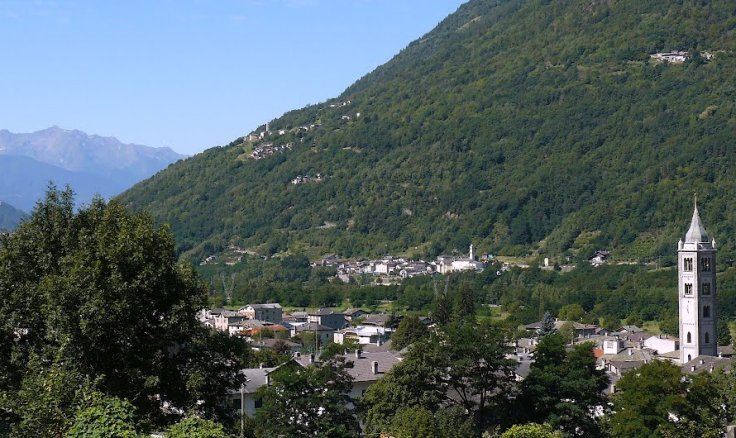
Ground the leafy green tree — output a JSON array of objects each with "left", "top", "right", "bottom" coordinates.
[
  {"left": 454, "top": 283, "right": 477, "bottom": 323},
  {"left": 387, "top": 405, "right": 474, "bottom": 438},
  {"left": 499, "top": 423, "right": 564, "bottom": 438},
  {"left": 0, "top": 188, "right": 247, "bottom": 432},
  {"left": 391, "top": 314, "right": 429, "bottom": 351},
  {"left": 557, "top": 304, "right": 584, "bottom": 322},
  {"left": 167, "top": 416, "right": 229, "bottom": 438},
  {"left": 717, "top": 318, "right": 731, "bottom": 346},
  {"left": 67, "top": 394, "right": 139, "bottom": 438},
  {"left": 609, "top": 361, "right": 686, "bottom": 438},
  {"left": 519, "top": 334, "right": 608, "bottom": 436},
  {"left": 256, "top": 359, "right": 358, "bottom": 437},
  {"left": 432, "top": 284, "right": 453, "bottom": 326},
  {"left": 362, "top": 321, "right": 516, "bottom": 434}
]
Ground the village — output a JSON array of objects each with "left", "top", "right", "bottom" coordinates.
[{"left": 189, "top": 202, "right": 736, "bottom": 433}]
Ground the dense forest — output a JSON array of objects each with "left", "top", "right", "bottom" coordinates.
[{"left": 120, "top": 0, "right": 736, "bottom": 267}]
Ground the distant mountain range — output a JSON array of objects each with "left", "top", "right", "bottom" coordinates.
[
  {"left": 0, "top": 127, "right": 184, "bottom": 212},
  {"left": 0, "top": 201, "right": 25, "bottom": 231}
]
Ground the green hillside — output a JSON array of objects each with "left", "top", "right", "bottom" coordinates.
[{"left": 119, "top": 0, "right": 736, "bottom": 264}]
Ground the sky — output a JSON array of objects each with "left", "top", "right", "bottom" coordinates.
[{"left": 0, "top": 0, "right": 467, "bottom": 155}]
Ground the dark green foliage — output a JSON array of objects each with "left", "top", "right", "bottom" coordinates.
[
  {"left": 387, "top": 405, "right": 475, "bottom": 438},
  {"left": 609, "top": 361, "right": 686, "bottom": 438},
  {"left": 119, "top": 0, "right": 736, "bottom": 265},
  {"left": 67, "top": 394, "right": 139, "bottom": 438},
  {"left": 391, "top": 314, "right": 429, "bottom": 351},
  {"left": 361, "top": 320, "right": 516, "bottom": 435},
  {"left": 167, "top": 416, "right": 230, "bottom": 438},
  {"left": 0, "top": 187, "right": 248, "bottom": 433},
  {"left": 255, "top": 359, "right": 359, "bottom": 437},
  {"left": 518, "top": 334, "right": 609, "bottom": 436}
]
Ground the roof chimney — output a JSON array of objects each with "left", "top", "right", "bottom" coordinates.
[
  {"left": 355, "top": 348, "right": 361, "bottom": 359},
  {"left": 372, "top": 361, "right": 379, "bottom": 374},
  {"left": 265, "top": 374, "right": 271, "bottom": 386},
  {"left": 699, "top": 359, "right": 705, "bottom": 365},
  {"left": 309, "top": 353, "right": 315, "bottom": 364},
  {"left": 690, "top": 365, "right": 696, "bottom": 372},
  {"left": 628, "top": 349, "right": 633, "bottom": 356}
]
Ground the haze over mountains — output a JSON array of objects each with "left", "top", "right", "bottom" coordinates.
[
  {"left": 0, "top": 126, "right": 184, "bottom": 214},
  {"left": 117, "top": 0, "right": 736, "bottom": 263}
]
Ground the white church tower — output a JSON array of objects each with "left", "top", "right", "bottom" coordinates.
[{"left": 679, "top": 198, "right": 717, "bottom": 363}]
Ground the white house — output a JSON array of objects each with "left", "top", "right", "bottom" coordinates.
[{"left": 643, "top": 335, "right": 679, "bottom": 355}]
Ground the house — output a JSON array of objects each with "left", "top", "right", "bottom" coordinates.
[
  {"left": 643, "top": 334, "right": 679, "bottom": 355},
  {"left": 308, "top": 308, "right": 347, "bottom": 330},
  {"left": 524, "top": 320, "right": 598, "bottom": 338},
  {"left": 231, "top": 366, "right": 277, "bottom": 417},
  {"left": 283, "top": 311, "right": 309, "bottom": 324},
  {"left": 651, "top": 51, "right": 689, "bottom": 63},
  {"left": 342, "top": 308, "right": 368, "bottom": 322},
  {"left": 341, "top": 350, "right": 402, "bottom": 399},
  {"left": 589, "top": 250, "right": 610, "bottom": 266},
  {"left": 239, "top": 303, "right": 283, "bottom": 323},
  {"left": 253, "top": 338, "right": 302, "bottom": 355},
  {"left": 362, "top": 313, "right": 397, "bottom": 329},
  {"left": 214, "top": 310, "right": 245, "bottom": 333},
  {"left": 290, "top": 322, "right": 335, "bottom": 345},
  {"left": 334, "top": 326, "right": 389, "bottom": 346},
  {"left": 682, "top": 355, "right": 731, "bottom": 374},
  {"left": 293, "top": 349, "right": 403, "bottom": 400}
]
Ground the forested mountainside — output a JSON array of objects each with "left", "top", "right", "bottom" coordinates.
[{"left": 119, "top": 0, "right": 736, "bottom": 263}]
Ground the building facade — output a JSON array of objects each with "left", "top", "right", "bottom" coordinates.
[{"left": 679, "top": 200, "right": 717, "bottom": 363}]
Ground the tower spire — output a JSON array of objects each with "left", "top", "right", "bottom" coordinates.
[{"left": 685, "top": 195, "right": 708, "bottom": 243}]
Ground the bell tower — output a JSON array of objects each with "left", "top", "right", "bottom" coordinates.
[{"left": 679, "top": 197, "right": 717, "bottom": 363}]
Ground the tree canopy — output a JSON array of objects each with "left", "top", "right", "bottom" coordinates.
[{"left": 0, "top": 187, "right": 248, "bottom": 435}]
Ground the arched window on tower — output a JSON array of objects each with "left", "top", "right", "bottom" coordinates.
[
  {"left": 704, "top": 305, "right": 711, "bottom": 318},
  {"left": 688, "top": 354, "right": 692, "bottom": 362},
  {"left": 703, "top": 283, "right": 711, "bottom": 295},
  {"left": 701, "top": 257, "right": 711, "bottom": 272},
  {"left": 684, "top": 258, "right": 693, "bottom": 271},
  {"left": 705, "top": 332, "right": 711, "bottom": 344},
  {"left": 687, "top": 332, "right": 692, "bottom": 343}
]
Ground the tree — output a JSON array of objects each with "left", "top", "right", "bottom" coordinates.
[
  {"left": 717, "top": 318, "right": 731, "bottom": 346},
  {"left": 518, "top": 334, "right": 609, "bottom": 436},
  {"left": 609, "top": 361, "right": 686, "bottom": 438},
  {"left": 361, "top": 321, "right": 517, "bottom": 433},
  {"left": 256, "top": 359, "right": 359, "bottom": 437},
  {"left": 66, "top": 394, "right": 139, "bottom": 438},
  {"left": 557, "top": 304, "right": 585, "bottom": 322},
  {"left": 539, "top": 311, "right": 556, "bottom": 335},
  {"left": 167, "top": 416, "right": 229, "bottom": 438},
  {"left": 499, "top": 423, "right": 564, "bottom": 438},
  {"left": 432, "top": 280, "right": 453, "bottom": 326},
  {"left": 387, "top": 406, "right": 474, "bottom": 438},
  {"left": 391, "top": 314, "right": 429, "bottom": 351},
  {"left": 0, "top": 187, "right": 247, "bottom": 432},
  {"left": 454, "top": 283, "right": 477, "bottom": 323}
]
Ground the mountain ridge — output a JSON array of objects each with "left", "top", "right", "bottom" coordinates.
[
  {"left": 0, "top": 127, "right": 185, "bottom": 211},
  {"left": 118, "top": 0, "right": 736, "bottom": 264}
]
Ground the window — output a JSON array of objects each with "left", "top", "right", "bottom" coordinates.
[
  {"left": 687, "top": 332, "right": 692, "bottom": 343},
  {"left": 684, "top": 258, "right": 693, "bottom": 271},
  {"left": 232, "top": 398, "right": 241, "bottom": 410},
  {"left": 255, "top": 398, "right": 263, "bottom": 409},
  {"left": 703, "top": 305, "right": 711, "bottom": 318},
  {"left": 701, "top": 257, "right": 711, "bottom": 272},
  {"left": 705, "top": 332, "right": 711, "bottom": 344},
  {"left": 685, "top": 283, "right": 693, "bottom": 295},
  {"left": 702, "top": 283, "right": 711, "bottom": 295}
]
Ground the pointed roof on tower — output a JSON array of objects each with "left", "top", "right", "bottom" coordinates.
[{"left": 685, "top": 196, "right": 709, "bottom": 243}]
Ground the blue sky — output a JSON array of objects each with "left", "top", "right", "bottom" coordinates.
[{"left": 0, "top": 0, "right": 466, "bottom": 155}]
